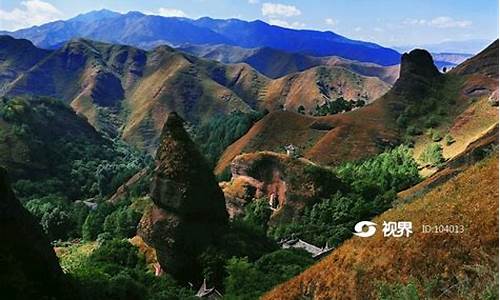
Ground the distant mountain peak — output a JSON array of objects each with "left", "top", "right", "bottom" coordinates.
[
  {"left": 71, "top": 9, "right": 121, "bottom": 22},
  {"left": 6, "top": 10, "right": 401, "bottom": 65},
  {"left": 125, "top": 11, "right": 146, "bottom": 17}
]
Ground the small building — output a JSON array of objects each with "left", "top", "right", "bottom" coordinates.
[
  {"left": 75, "top": 199, "right": 97, "bottom": 210},
  {"left": 280, "top": 238, "right": 333, "bottom": 259},
  {"left": 195, "top": 279, "right": 223, "bottom": 299},
  {"left": 285, "top": 144, "right": 299, "bottom": 157}
]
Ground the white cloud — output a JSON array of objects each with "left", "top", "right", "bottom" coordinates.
[
  {"left": 268, "top": 18, "right": 305, "bottom": 29},
  {"left": 157, "top": 8, "right": 188, "bottom": 18},
  {"left": 403, "top": 18, "right": 427, "bottom": 26},
  {"left": 429, "top": 16, "right": 471, "bottom": 28},
  {"left": 325, "top": 18, "right": 338, "bottom": 27},
  {"left": 354, "top": 26, "right": 362, "bottom": 32},
  {"left": 248, "top": 0, "right": 259, "bottom": 4},
  {"left": 262, "top": 3, "right": 301, "bottom": 17},
  {"left": 0, "top": 0, "right": 63, "bottom": 31},
  {"left": 403, "top": 16, "right": 472, "bottom": 28}
]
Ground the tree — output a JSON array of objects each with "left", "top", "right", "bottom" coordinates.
[
  {"left": 242, "top": 199, "right": 272, "bottom": 233},
  {"left": 25, "top": 196, "right": 77, "bottom": 240},
  {"left": 103, "top": 206, "right": 141, "bottom": 239},
  {"left": 40, "top": 207, "right": 73, "bottom": 241},
  {"left": 89, "top": 239, "right": 140, "bottom": 268},
  {"left": 224, "top": 257, "right": 266, "bottom": 300},
  {"left": 82, "top": 203, "right": 113, "bottom": 241}
]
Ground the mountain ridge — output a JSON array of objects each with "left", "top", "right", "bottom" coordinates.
[
  {"left": 0, "top": 36, "right": 392, "bottom": 153},
  {"left": 3, "top": 9, "right": 401, "bottom": 66},
  {"left": 179, "top": 43, "right": 400, "bottom": 82}
]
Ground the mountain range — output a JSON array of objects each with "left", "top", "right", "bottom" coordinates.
[
  {"left": 2, "top": 9, "right": 401, "bottom": 66},
  {"left": 215, "top": 40, "right": 499, "bottom": 173},
  {"left": 0, "top": 35, "right": 393, "bottom": 153},
  {"left": 178, "top": 43, "right": 400, "bottom": 81},
  {"left": 394, "top": 39, "right": 492, "bottom": 54}
]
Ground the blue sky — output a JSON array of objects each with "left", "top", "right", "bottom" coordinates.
[{"left": 0, "top": 0, "right": 498, "bottom": 47}]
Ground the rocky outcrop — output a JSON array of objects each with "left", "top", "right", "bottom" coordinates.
[
  {"left": 0, "top": 168, "right": 67, "bottom": 299},
  {"left": 222, "top": 151, "right": 345, "bottom": 224},
  {"left": 392, "top": 49, "right": 441, "bottom": 99},
  {"left": 137, "top": 112, "right": 228, "bottom": 283}
]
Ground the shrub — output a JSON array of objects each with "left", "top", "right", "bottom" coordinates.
[
  {"left": 313, "top": 97, "right": 360, "bottom": 116},
  {"left": 445, "top": 133, "right": 455, "bottom": 145},
  {"left": 297, "top": 105, "right": 306, "bottom": 115},
  {"left": 419, "top": 143, "right": 445, "bottom": 167},
  {"left": 432, "top": 131, "right": 443, "bottom": 142},
  {"left": 377, "top": 281, "right": 420, "bottom": 300}
]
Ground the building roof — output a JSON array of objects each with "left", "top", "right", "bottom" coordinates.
[
  {"left": 281, "top": 238, "right": 333, "bottom": 258},
  {"left": 196, "top": 279, "right": 223, "bottom": 298}
]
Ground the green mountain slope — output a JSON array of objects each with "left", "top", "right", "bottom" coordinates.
[{"left": 1, "top": 36, "right": 392, "bottom": 154}]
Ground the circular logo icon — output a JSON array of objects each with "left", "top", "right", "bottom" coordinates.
[{"left": 353, "top": 221, "right": 377, "bottom": 237}]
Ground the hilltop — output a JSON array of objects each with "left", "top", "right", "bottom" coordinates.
[
  {"left": 0, "top": 36, "right": 51, "bottom": 90},
  {"left": 215, "top": 40, "right": 499, "bottom": 174},
  {"left": 261, "top": 65, "right": 391, "bottom": 112}
]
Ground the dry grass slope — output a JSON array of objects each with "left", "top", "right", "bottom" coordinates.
[{"left": 263, "top": 154, "right": 498, "bottom": 300}]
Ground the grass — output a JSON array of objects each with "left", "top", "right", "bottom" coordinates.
[
  {"left": 56, "top": 242, "right": 98, "bottom": 274},
  {"left": 263, "top": 153, "right": 498, "bottom": 300}
]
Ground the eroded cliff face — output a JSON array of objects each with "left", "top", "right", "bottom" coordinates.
[
  {"left": 0, "top": 168, "right": 67, "bottom": 299},
  {"left": 137, "top": 112, "right": 228, "bottom": 283},
  {"left": 221, "top": 151, "right": 345, "bottom": 225}
]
